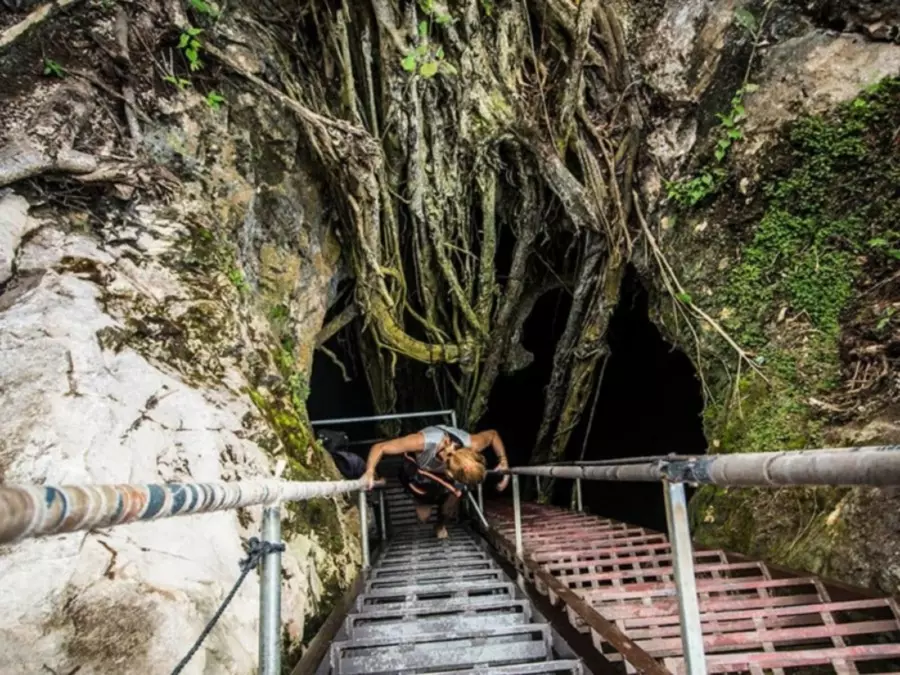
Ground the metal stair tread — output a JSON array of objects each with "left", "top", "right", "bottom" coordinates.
[{"left": 347, "top": 610, "right": 529, "bottom": 638}]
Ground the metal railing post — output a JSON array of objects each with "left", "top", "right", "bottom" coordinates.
[
  {"left": 378, "top": 489, "right": 387, "bottom": 541},
  {"left": 663, "top": 480, "right": 707, "bottom": 675},
  {"left": 358, "top": 489, "right": 370, "bottom": 569},
  {"left": 450, "top": 410, "right": 458, "bottom": 428},
  {"left": 512, "top": 475, "right": 523, "bottom": 559},
  {"left": 575, "top": 478, "right": 583, "bottom": 512},
  {"left": 477, "top": 482, "right": 484, "bottom": 513},
  {"left": 259, "top": 505, "right": 282, "bottom": 675}
]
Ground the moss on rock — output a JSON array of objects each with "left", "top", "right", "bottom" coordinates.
[{"left": 658, "top": 77, "right": 900, "bottom": 592}]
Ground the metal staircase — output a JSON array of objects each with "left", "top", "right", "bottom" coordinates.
[{"left": 321, "top": 468, "right": 585, "bottom": 674}]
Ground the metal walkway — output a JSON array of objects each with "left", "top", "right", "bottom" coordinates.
[
  {"left": 322, "top": 471, "right": 585, "bottom": 674},
  {"left": 487, "top": 502, "right": 900, "bottom": 675}
]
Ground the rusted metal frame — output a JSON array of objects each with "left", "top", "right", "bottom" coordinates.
[
  {"left": 551, "top": 561, "right": 763, "bottom": 588},
  {"left": 541, "top": 549, "right": 726, "bottom": 576},
  {"left": 580, "top": 571, "right": 796, "bottom": 602},
  {"left": 496, "top": 520, "right": 637, "bottom": 537},
  {"left": 634, "top": 619, "right": 900, "bottom": 658},
  {"left": 486, "top": 523, "right": 671, "bottom": 675},
  {"left": 530, "top": 536, "right": 669, "bottom": 562},
  {"left": 525, "top": 532, "right": 667, "bottom": 553},
  {"left": 534, "top": 540, "right": 673, "bottom": 563},
  {"left": 671, "top": 644, "right": 900, "bottom": 673},
  {"left": 620, "top": 597, "right": 896, "bottom": 632},
  {"left": 600, "top": 592, "right": 828, "bottom": 621},
  {"left": 810, "top": 579, "right": 856, "bottom": 675}
]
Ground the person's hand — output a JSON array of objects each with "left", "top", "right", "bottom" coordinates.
[
  {"left": 496, "top": 462, "right": 510, "bottom": 492},
  {"left": 362, "top": 470, "right": 376, "bottom": 491}
]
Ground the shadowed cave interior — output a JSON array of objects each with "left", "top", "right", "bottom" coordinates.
[{"left": 308, "top": 265, "right": 707, "bottom": 532}]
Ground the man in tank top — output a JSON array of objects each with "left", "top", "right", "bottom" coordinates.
[{"left": 362, "top": 424, "right": 510, "bottom": 539}]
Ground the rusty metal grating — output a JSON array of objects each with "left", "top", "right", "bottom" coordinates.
[{"left": 487, "top": 501, "right": 900, "bottom": 675}]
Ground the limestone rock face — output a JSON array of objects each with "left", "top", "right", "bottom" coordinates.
[
  {"left": 0, "top": 25, "right": 359, "bottom": 672},
  {"left": 631, "top": 0, "right": 900, "bottom": 595}
]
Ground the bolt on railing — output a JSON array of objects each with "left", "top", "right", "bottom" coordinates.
[{"left": 493, "top": 445, "right": 900, "bottom": 675}]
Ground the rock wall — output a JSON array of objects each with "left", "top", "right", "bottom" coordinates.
[
  {"left": 630, "top": 0, "right": 900, "bottom": 593},
  {"left": 0, "top": 3, "right": 359, "bottom": 673}
]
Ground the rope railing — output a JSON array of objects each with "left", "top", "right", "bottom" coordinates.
[
  {"left": 0, "top": 477, "right": 379, "bottom": 545},
  {"left": 494, "top": 445, "right": 900, "bottom": 487}
]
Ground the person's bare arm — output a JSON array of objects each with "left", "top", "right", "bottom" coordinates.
[
  {"left": 470, "top": 429, "right": 510, "bottom": 491},
  {"left": 363, "top": 432, "right": 424, "bottom": 488}
]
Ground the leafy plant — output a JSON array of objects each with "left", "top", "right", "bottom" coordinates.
[
  {"left": 205, "top": 90, "right": 226, "bottom": 110},
  {"left": 417, "top": 0, "right": 452, "bottom": 24},
  {"left": 876, "top": 307, "right": 896, "bottom": 332},
  {"left": 164, "top": 74, "right": 191, "bottom": 90},
  {"left": 665, "top": 170, "right": 723, "bottom": 207},
  {"left": 665, "top": 84, "right": 757, "bottom": 206},
  {"left": 228, "top": 267, "right": 249, "bottom": 293},
  {"left": 733, "top": 7, "right": 759, "bottom": 35},
  {"left": 189, "top": 0, "right": 218, "bottom": 17},
  {"left": 401, "top": 15, "right": 455, "bottom": 77},
  {"left": 178, "top": 26, "right": 204, "bottom": 72},
  {"left": 43, "top": 59, "right": 65, "bottom": 78}
]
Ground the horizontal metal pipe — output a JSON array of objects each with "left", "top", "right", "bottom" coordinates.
[
  {"left": 498, "top": 445, "right": 900, "bottom": 487},
  {"left": 310, "top": 410, "right": 454, "bottom": 426},
  {"left": 0, "top": 478, "right": 383, "bottom": 545}
]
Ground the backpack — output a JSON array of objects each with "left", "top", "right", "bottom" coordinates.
[{"left": 317, "top": 429, "right": 367, "bottom": 479}]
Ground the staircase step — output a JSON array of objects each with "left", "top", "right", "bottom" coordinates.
[
  {"left": 356, "top": 590, "right": 521, "bottom": 615},
  {"left": 367, "top": 569, "right": 504, "bottom": 590},
  {"left": 426, "top": 660, "right": 584, "bottom": 675},
  {"left": 346, "top": 598, "right": 531, "bottom": 625},
  {"left": 348, "top": 607, "right": 528, "bottom": 638},
  {"left": 372, "top": 559, "right": 493, "bottom": 578},
  {"left": 330, "top": 624, "right": 552, "bottom": 674},
  {"left": 358, "top": 579, "right": 515, "bottom": 605}
]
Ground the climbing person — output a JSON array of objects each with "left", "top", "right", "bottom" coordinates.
[{"left": 362, "top": 425, "right": 510, "bottom": 539}]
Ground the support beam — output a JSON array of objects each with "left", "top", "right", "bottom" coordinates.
[
  {"left": 664, "top": 481, "right": 707, "bottom": 675},
  {"left": 259, "top": 506, "right": 283, "bottom": 675}
]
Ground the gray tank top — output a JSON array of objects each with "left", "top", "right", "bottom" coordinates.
[{"left": 418, "top": 425, "right": 472, "bottom": 472}]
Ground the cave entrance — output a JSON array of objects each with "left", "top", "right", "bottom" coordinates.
[
  {"left": 479, "top": 264, "right": 707, "bottom": 532},
  {"left": 562, "top": 264, "right": 708, "bottom": 532},
  {"left": 307, "top": 337, "right": 379, "bottom": 450}
]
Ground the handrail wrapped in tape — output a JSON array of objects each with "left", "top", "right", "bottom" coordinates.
[
  {"left": 495, "top": 445, "right": 900, "bottom": 487},
  {"left": 0, "top": 478, "right": 380, "bottom": 545}
]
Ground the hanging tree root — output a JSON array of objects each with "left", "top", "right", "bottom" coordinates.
[{"left": 208, "top": 0, "right": 645, "bottom": 444}]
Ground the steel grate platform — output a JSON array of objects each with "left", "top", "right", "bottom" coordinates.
[
  {"left": 487, "top": 501, "right": 900, "bottom": 675},
  {"left": 320, "top": 470, "right": 585, "bottom": 674}
]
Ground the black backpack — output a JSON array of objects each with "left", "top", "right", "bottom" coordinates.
[{"left": 317, "top": 429, "right": 367, "bottom": 479}]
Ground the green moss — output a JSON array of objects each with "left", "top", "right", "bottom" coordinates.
[
  {"left": 704, "top": 77, "right": 900, "bottom": 452},
  {"left": 686, "top": 77, "right": 900, "bottom": 572}
]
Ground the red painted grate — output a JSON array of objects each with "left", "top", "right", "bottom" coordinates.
[{"left": 487, "top": 502, "right": 900, "bottom": 675}]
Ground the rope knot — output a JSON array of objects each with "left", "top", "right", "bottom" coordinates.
[{"left": 240, "top": 536, "right": 286, "bottom": 573}]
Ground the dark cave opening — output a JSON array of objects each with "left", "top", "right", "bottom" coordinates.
[
  {"left": 480, "top": 264, "right": 708, "bottom": 532},
  {"left": 308, "top": 265, "right": 707, "bottom": 533}
]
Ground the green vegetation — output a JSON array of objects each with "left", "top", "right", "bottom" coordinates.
[
  {"left": 722, "top": 78, "right": 899, "bottom": 346},
  {"left": 227, "top": 267, "right": 250, "bottom": 293},
  {"left": 43, "top": 59, "right": 65, "bottom": 78},
  {"left": 178, "top": 26, "right": 205, "bottom": 72},
  {"left": 205, "top": 90, "right": 226, "bottom": 110},
  {"left": 665, "top": 84, "right": 757, "bottom": 207},
  {"left": 687, "top": 77, "right": 900, "bottom": 571},
  {"left": 401, "top": 14, "right": 457, "bottom": 77}
]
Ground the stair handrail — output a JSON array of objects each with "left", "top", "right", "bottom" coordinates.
[{"left": 487, "top": 444, "right": 900, "bottom": 675}]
